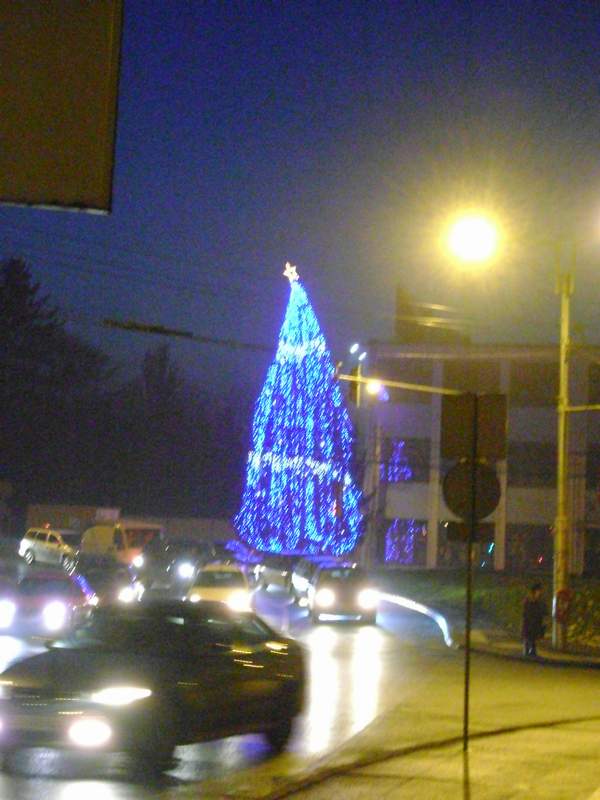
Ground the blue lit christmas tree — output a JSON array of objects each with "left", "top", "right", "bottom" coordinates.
[{"left": 234, "top": 263, "right": 363, "bottom": 555}]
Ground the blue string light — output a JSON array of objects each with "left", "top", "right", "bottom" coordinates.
[{"left": 234, "top": 269, "right": 363, "bottom": 555}]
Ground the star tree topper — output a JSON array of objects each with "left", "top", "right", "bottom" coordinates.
[{"left": 283, "top": 261, "right": 299, "bottom": 282}]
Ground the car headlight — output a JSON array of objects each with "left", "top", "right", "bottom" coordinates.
[
  {"left": 90, "top": 686, "right": 152, "bottom": 706},
  {"left": 132, "top": 555, "right": 144, "bottom": 569},
  {"left": 0, "top": 681, "right": 13, "bottom": 699},
  {"left": 177, "top": 561, "right": 195, "bottom": 580},
  {"left": 227, "top": 590, "right": 251, "bottom": 612},
  {"left": 68, "top": 717, "right": 112, "bottom": 748},
  {"left": 188, "top": 592, "right": 201, "bottom": 603},
  {"left": 43, "top": 601, "right": 67, "bottom": 631},
  {"left": 117, "top": 586, "right": 136, "bottom": 604},
  {"left": 0, "top": 601, "right": 16, "bottom": 629},
  {"left": 357, "top": 588, "right": 380, "bottom": 610},
  {"left": 315, "top": 588, "right": 335, "bottom": 607}
]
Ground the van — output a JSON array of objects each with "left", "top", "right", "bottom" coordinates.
[{"left": 79, "top": 520, "right": 164, "bottom": 566}]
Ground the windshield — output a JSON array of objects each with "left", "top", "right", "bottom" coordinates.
[
  {"left": 319, "top": 568, "right": 365, "bottom": 583},
  {"left": 193, "top": 571, "right": 245, "bottom": 588},
  {"left": 125, "top": 528, "right": 162, "bottom": 548},
  {"left": 54, "top": 606, "right": 276, "bottom": 653},
  {"left": 18, "top": 579, "right": 78, "bottom": 597}
]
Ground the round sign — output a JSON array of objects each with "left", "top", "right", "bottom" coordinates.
[{"left": 442, "top": 461, "right": 501, "bottom": 521}]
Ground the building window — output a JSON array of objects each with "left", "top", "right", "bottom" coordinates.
[
  {"left": 381, "top": 437, "right": 429, "bottom": 483},
  {"left": 506, "top": 524, "right": 553, "bottom": 572},
  {"left": 384, "top": 519, "right": 426, "bottom": 565},
  {"left": 507, "top": 442, "right": 556, "bottom": 486}
]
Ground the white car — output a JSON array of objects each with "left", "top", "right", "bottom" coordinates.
[
  {"left": 186, "top": 564, "right": 253, "bottom": 612},
  {"left": 18, "top": 528, "right": 79, "bottom": 570}
]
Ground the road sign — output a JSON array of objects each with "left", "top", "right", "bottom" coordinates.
[
  {"left": 442, "top": 461, "right": 501, "bottom": 521},
  {"left": 441, "top": 393, "right": 507, "bottom": 461}
]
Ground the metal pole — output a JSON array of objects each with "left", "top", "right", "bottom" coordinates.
[
  {"left": 553, "top": 271, "right": 572, "bottom": 650},
  {"left": 356, "top": 362, "right": 362, "bottom": 409},
  {"left": 463, "top": 392, "right": 478, "bottom": 752}
]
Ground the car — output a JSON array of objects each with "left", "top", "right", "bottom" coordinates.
[
  {"left": 0, "top": 599, "right": 305, "bottom": 772},
  {"left": 74, "top": 563, "right": 144, "bottom": 606},
  {"left": 18, "top": 527, "right": 80, "bottom": 570},
  {"left": 131, "top": 538, "right": 218, "bottom": 592},
  {"left": 290, "top": 556, "right": 347, "bottom": 605},
  {"left": 186, "top": 563, "right": 253, "bottom": 611},
  {"left": 0, "top": 571, "right": 97, "bottom": 635},
  {"left": 254, "top": 555, "right": 299, "bottom": 592},
  {"left": 306, "top": 564, "right": 380, "bottom": 624}
]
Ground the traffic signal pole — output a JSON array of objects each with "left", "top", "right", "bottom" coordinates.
[{"left": 463, "top": 393, "right": 478, "bottom": 752}]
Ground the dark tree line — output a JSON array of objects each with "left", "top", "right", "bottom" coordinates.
[{"left": 0, "top": 258, "right": 250, "bottom": 526}]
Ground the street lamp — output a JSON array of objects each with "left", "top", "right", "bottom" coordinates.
[
  {"left": 447, "top": 212, "right": 574, "bottom": 650},
  {"left": 446, "top": 213, "right": 501, "bottom": 265},
  {"left": 347, "top": 344, "right": 367, "bottom": 407}
]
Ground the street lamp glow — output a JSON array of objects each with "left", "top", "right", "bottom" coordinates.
[
  {"left": 349, "top": 343, "right": 359, "bottom": 354},
  {"left": 366, "top": 379, "right": 382, "bottom": 396},
  {"left": 358, "top": 351, "right": 367, "bottom": 362},
  {"left": 447, "top": 214, "right": 499, "bottom": 263}
]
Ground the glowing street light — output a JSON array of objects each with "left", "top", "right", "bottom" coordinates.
[
  {"left": 365, "top": 379, "right": 383, "bottom": 396},
  {"left": 446, "top": 213, "right": 500, "bottom": 264}
]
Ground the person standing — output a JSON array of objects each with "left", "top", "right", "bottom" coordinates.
[{"left": 522, "top": 582, "right": 547, "bottom": 657}]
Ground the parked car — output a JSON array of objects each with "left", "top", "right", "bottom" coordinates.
[
  {"left": 306, "top": 564, "right": 380, "bottom": 624},
  {"left": 254, "top": 555, "right": 299, "bottom": 591},
  {"left": 0, "top": 571, "right": 97, "bottom": 635},
  {"left": 18, "top": 528, "right": 80, "bottom": 570},
  {"left": 186, "top": 563, "right": 253, "bottom": 611},
  {"left": 0, "top": 599, "right": 305, "bottom": 773}
]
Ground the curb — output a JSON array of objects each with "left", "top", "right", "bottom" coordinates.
[{"left": 382, "top": 592, "right": 600, "bottom": 669}]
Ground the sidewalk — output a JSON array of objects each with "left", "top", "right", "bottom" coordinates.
[
  {"left": 257, "top": 595, "right": 600, "bottom": 800},
  {"left": 382, "top": 591, "right": 600, "bottom": 669}
]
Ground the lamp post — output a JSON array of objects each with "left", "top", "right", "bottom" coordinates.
[
  {"left": 446, "top": 215, "right": 580, "bottom": 651},
  {"left": 554, "top": 270, "right": 573, "bottom": 650}
]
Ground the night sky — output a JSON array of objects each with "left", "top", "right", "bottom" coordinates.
[{"left": 2, "top": 1, "right": 600, "bottom": 401}]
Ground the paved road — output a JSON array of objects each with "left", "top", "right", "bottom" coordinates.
[
  {"left": 0, "top": 586, "right": 444, "bottom": 798},
  {"left": 0, "top": 586, "right": 597, "bottom": 798}
]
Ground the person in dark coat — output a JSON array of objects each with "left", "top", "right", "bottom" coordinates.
[{"left": 522, "top": 582, "right": 547, "bottom": 657}]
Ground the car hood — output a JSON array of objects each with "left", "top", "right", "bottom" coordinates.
[
  {"left": 188, "top": 587, "right": 246, "bottom": 602},
  {"left": 0, "top": 648, "right": 171, "bottom": 694}
]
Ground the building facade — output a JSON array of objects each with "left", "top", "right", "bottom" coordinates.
[{"left": 355, "top": 342, "right": 600, "bottom": 575}]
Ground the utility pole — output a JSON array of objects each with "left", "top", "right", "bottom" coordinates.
[{"left": 553, "top": 270, "right": 573, "bottom": 650}]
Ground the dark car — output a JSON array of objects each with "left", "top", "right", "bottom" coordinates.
[
  {"left": 132, "top": 538, "right": 217, "bottom": 593},
  {"left": 0, "top": 600, "right": 305, "bottom": 773},
  {"left": 75, "top": 563, "right": 144, "bottom": 606},
  {"left": 0, "top": 571, "right": 96, "bottom": 635},
  {"left": 307, "top": 564, "right": 380, "bottom": 624}
]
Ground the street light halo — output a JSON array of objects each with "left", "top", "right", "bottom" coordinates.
[
  {"left": 366, "top": 379, "right": 383, "bottom": 396},
  {"left": 447, "top": 213, "right": 500, "bottom": 264}
]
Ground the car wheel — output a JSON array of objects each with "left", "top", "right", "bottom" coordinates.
[
  {"left": 128, "top": 703, "right": 179, "bottom": 775},
  {"left": 264, "top": 715, "right": 293, "bottom": 752},
  {"left": 23, "top": 550, "right": 34, "bottom": 566}
]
